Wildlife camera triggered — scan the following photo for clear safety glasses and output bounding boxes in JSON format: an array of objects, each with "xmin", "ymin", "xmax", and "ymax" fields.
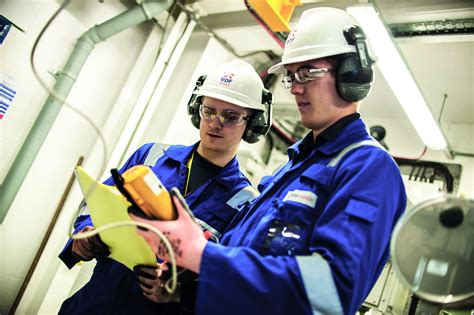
[
  {"xmin": 199, "ymin": 105, "xmax": 250, "ymax": 127},
  {"xmin": 282, "ymin": 67, "xmax": 333, "ymax": 89}
]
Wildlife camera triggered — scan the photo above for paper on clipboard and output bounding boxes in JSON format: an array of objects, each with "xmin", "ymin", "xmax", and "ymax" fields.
[{"xmin": 74, "ymin": 166, "xmax": 156, "ymax": 270}]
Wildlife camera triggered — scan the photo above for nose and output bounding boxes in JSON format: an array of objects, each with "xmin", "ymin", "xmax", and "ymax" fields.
[
  {"xmin": 290, "ymin": 82, "xmax": 304, "ymax": 95},
  {"xmin": 209, "ymin": 115, "xmax": 224, "ymax": 129}
]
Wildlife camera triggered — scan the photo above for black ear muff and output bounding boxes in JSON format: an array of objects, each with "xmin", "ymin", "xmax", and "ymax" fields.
[
  {"xmin": 337, "ymin": 25, "xmax": 375, "ymax": 102},
  {"xmin": 243, "ymin": 89, "xmax": 273, "ymax": 144},
  {"xmin": 187, "ymin": 75, "xmax": 207, "ymax": 129}
]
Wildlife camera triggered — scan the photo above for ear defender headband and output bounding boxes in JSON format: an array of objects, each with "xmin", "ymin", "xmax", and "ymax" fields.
[
  {"xmin": 336, "ymin": 25, "xmax": 376, "ymax": 102},
  {"xmin": 186, "ymin": 76, "xmax": 273, "ymax": 144},
  {"xmin": 187, "ymin": 75, "xmax": 207, "ymax": 129}
]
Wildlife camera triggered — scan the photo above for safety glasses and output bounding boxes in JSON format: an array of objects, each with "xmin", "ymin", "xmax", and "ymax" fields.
[
  {"xmin": 282, "ymin": 67, "xmax": 333, "ymax": 89},
  {"xmin": 199, "ymin": 105, "xmax": 250, "ymax": 127}
]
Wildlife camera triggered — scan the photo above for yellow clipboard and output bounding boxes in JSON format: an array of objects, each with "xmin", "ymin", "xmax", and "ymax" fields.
[{"xmin": 74, "ymin": 166, "xmax": 156, "ymax": 269}]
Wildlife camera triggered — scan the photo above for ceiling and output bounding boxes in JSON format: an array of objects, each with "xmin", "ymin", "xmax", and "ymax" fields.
[{"xmin": 182, "ymin": 0, "xmax": 474, "ymax": 139}]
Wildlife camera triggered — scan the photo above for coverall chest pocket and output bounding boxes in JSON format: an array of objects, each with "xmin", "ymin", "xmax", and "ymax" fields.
[
  {"xmin": 260, "ymin": 166, "xmax": 333, "ymax": 256},
  {"xmin": 196, "ymin": 199, "xmax": 239, "ymax": 235}
]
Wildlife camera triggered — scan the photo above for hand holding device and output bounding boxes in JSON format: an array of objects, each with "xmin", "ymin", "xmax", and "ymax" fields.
[
  {"xmin": 130, "ymin": 188, "xmax": 207, "ymax": 273},
  {"xmin": 72, "ymin": 226, "xmax": 110, "ymax": 261},
  {"xmin": 133, "ymin": 263, "xmax": 180, "ymax": 303}
]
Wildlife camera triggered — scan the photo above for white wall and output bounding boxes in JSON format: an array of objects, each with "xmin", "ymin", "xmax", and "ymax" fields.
[
  {"xmin": 0, "ymin": 1, "xmax": 157, "ymax": 313},
  {"xmin": 160, "ymin": 37, "xmax": 233, "ymax": 145}
]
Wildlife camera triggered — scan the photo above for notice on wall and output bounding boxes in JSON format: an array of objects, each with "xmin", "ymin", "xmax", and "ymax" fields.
[{"xmin": 0, "ymin": 71, "xmax": 16, "ymax": 120}]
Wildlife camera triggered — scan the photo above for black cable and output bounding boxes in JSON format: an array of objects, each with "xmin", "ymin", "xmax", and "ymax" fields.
[
  {"xmin": 408, "ymin": 295, "xmax": 420, "ymax": 315},
  {"xmin": 414, "ymin": 165, "xmax": 422, "ymax": 181},
  {"xmin": 409, "ymin": 165, "xmax": 415, "ymax": 181},
  {"xmin": 395, "ymin": 158, "xmax": 454, "ymax": 193},
  {"xmin": 429, "ymin": 169, "xmax": 436, "ymax": 184},
  {"xmin": 438, "ymin": 93, "xmax": 448, "ymax": 123},
  {"xmin": 433, "ymin": 167, "xmax": 447, "ymax": 192},
  {"xmin": 264, "ymin": 133, "xmax": 274, "ymax": 165},
  {"xmin": 420, "ymin": 166, "xmax": 427, "ymax": 182}
]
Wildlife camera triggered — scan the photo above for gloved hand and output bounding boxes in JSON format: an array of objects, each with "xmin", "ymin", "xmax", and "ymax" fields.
[
  {"xmin": 71, "ymin": 226, "xmax": 110, "ymax": 261},
  {"xmin": 134, "ymin": 263, "xmax": 180, "ymax": 303},
  {"xmin": 130, "ymin": 188, "xmax": 207, "ymax": 273}
]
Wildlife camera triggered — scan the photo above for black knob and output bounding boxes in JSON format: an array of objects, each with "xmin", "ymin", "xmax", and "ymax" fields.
[
  {"xmin": 439, "ymin": 206, "xmax": 464, "ymax": 228},
  {"xmin": 370, "ymin": 125, "xmax": 386, "ymax": 141},
  {"xmin": 369, "ymin": 125, "xmax": 389, "ymax": 150}
]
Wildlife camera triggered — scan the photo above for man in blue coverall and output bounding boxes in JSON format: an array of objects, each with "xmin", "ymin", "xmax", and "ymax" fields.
[
  {"xmin": 58, "ymin": 59, "xmax": 273, "ymax": 314},
  {"xmin": 131, "ymin": 7, "xmax": 407, "ymax": 315}
]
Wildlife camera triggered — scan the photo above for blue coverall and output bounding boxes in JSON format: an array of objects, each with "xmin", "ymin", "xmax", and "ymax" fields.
[
  {"xmin": 196, "ymin": 118, "xmax": 407, "ymax": 315},
  {"xmin": 58, "ymin": 142, "xmax": 258, "ymax": 314}
]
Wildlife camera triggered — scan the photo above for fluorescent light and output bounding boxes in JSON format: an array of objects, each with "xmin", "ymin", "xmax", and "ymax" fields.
[{"xmin": 347, "ymin": 4, "xmax": 448, "ymax": 150}]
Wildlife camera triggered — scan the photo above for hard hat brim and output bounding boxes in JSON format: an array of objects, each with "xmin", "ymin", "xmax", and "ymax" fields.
[
  {"xmin": 267, "ymin": 61, "xmax": 285, "ymax": 74},
  {"xmin": 268, "ymin": 45, "xmax": 357, "ymax": 74},
  {"xmin": 196, "ymin": 90, "xmax": 265, "ymax": 112}
]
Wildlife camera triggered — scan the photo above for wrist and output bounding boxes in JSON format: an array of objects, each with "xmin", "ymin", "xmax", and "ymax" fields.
[{"xmin": 183, "ymin": 237, "xmax": 207, "ymax": 273}]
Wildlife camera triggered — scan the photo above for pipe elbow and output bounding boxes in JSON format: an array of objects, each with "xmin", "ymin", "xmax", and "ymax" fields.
[{"xmin": 78, "ymin": 26, "xmax": 102, "ymax": 49}]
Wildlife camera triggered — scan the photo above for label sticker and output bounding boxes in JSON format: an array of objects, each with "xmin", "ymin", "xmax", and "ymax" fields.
[{"xmin": 283, "ymin": 190, "xmax": 317, "ymax": 208}]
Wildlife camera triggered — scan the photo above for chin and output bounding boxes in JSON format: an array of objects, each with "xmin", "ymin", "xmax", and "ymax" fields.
[
  {"xmin": 300, "ymin": 118, "xmax": 313, "ymax": 130},
  {"xmin": 203, "ymin": 141, "xmax": 225, "ymax": 152}
]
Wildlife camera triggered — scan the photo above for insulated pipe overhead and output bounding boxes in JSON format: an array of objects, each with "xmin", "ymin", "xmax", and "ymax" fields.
[
  {"xmin": 0, "ymin": 0, "xmax": 173, "ymax": 221},
  {"xmin": 104, "ymin": 11, "xmax": 192, "ymax": 171},
  {"xmin": 124, "ymin": 14, "xmax": 198, "ymax": 162}
]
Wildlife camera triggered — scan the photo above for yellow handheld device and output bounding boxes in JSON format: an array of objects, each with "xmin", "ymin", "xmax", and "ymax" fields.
[{"xmin": 111, "ymin": 165, "xmax": 177, "ymax": 220}]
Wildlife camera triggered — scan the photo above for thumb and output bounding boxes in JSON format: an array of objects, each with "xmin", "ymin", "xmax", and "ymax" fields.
[
  {"xmin": 170, "ymin": 188, "xmax": 196, "ymax": 223},
  {"xmin": 128, "ymin": 213, "xmax": 151, "ymax": 231},
  {"xmin": 158, "ymin": 262, "xmax": 169, "ymax": 272}
]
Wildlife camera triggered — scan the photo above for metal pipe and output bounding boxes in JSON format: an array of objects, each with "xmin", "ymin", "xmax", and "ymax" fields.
[
  {"xmin": 178, "ymin": 2, "xmax": 273, "ymax": 59},
  {"xmin": 453, "ymin": 151, "xmax": 474, "ymax": 158},
  {"xmin": 0, "ymin": 0, "xmax": 172, "ymax": 221}
]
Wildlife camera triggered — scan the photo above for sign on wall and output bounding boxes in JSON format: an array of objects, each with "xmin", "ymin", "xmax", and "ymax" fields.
[{"xmin": 0, "ymin": 71, "xmax": 16, "ymax": 120}]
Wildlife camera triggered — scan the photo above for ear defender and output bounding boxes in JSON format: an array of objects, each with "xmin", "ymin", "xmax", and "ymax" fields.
[
  {"xmin": 187, "ymin": 75, "xmax": 207, "ymax": 129},
  {"xmin": 336, "ymin": 25, "xmax": 375, "ymax": 102},
  {"xmin": 243, "ymin": 89, "xmax": 273, "ymax": 144}
]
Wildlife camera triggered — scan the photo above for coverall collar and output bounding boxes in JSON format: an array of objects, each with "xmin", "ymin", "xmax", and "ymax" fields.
[
  {"xmin": 164, "ymin": 141, "xmax": 240, "ymax": 190},
  {"xmin": 163, "ymin": 141, "xmax": 198, "ymax": 164},
  {"xmin": 288, "ymin": 113, "xmax": 367, "ymax": 159}
]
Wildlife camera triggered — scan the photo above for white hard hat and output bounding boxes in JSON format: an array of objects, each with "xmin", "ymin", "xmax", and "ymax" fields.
[
  {"xmin": 268, "ymin": 7, "xmax": 361, "ymax": 74},
  {"xmin": 196, "ymin": 59, "xmax": 266, "ymax": 111}
]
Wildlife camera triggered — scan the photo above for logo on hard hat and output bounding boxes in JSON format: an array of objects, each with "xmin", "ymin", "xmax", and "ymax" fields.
[
  {"xmin": 219, "ymin": 72, "xmax": 234, "ymax": 86},
  {"xmin": 286, "ymin": 29, "xmax": 297, "ymax": 45}
]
